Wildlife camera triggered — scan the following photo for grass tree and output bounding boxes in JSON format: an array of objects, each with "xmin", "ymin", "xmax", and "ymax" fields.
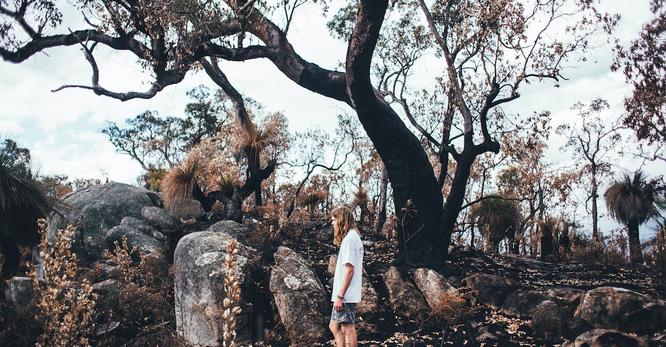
[
  {"xmin": 604, "ymin": 171, "xmax": 660, "ymax": 264},
  {"xmin": 470, "ymin": 196, "xmax": 521, "ymax": 254},
  {"xmin": 0, "ymin": 139, "xmax": 54, "ymax": 277}
]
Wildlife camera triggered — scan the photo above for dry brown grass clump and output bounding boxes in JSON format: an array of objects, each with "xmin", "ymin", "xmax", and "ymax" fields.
[
  {"xmin": 429, "ymin": 292, "xmax": 469, "ymax": 325},
  {"xmin": 161, "ymin": 154, "xmax": 200, "ymax": 211},
  {"xmin": 28, "ymin": 219, "xmax": 97, "ymax": 347},
  {"xmin": 222, "ymin": 239, "xmax": 242, "ymax": 347}
]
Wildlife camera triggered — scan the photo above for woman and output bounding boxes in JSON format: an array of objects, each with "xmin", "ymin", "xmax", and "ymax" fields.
[{"xmin": 328, "ymin": 206, "xmax": 364, "ymax": 347}]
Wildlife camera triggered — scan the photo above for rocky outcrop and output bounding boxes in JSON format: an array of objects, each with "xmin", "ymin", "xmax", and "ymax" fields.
[
  {"xmin": 463, "ymin": 273, "xmax": 519, "ymax": 308},
  {"xmin": 3, "ymin": 276, "xmax": 34, "ymax": 318},
  {"xmin": 270, "ymin": 246, "xmax": 328, "ymax": 345},
  {"xmin": 168, "ymin": 199, "xmax": 205, "ymax": 220},
  {"xmin": 105, "ymin": 217, "xmax": 167, "ymax": 261},
  {"xmin": 412, "ymin": 268, "xmax": 461, "ymax": 311},
  {"xmin": 383, "ymin": 266, "xmax": 428, "ymax": 321},
  {"xmin": 47, "ymin": 182, "xmax": 161, "ymax": 263},
  {"xmin": 530, "ymin": 300, "xmax": 566, "ymax": 339},
  {"xmin": 141, "ymin": 206, "xmax": 180, "ymax": 234},
  {"xmin": 501, "ymin": 289, "xmax": 550, "ymax": 318},
  {"xmin": 207, "ymin": 220, "xmax": 251, "ymax": 244},
  {"xmin": 174, "ymin": 231, "xmax": 258, "ymax": 346},
  {"xmin": 563, "ymin": 329, "xmax": 648, "ymax": 347},
  {"xmin": 574, "ymin": 286, "xmax": 666, "ymax": 335}
]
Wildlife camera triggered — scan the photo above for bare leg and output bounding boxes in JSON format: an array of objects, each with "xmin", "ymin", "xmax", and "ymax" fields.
[
  {"xmin": 341, "ymin": 323, "xmax": 357, "ymax": 347},
  {"xmin": 329, "ymin": 320, "xmax": 344, "ymax": 347}
]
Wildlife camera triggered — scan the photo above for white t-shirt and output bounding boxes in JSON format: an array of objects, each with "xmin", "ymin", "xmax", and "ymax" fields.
[{"xmin": 331, "ymin": 229, "xmax": 364, "ymax": 303}]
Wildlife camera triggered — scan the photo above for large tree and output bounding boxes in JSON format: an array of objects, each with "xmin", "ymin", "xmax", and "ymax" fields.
[
  {"xmin": 0, "ymin": 0, "xmax": 615, "ymax": 265},
  {"xmin": 556, "ymin": 99, "xmax": 622, "ymax": 241}
]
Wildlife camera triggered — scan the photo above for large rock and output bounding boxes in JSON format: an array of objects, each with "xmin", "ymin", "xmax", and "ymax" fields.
[
  {"xmin": 168, "ymin": 198, "xmax": 205, "ymax": 220},
  {"xmin": 545, "ymin": 287, "xmax": 585, "ymax": 316},
  {"xmin": 207, "ymin": 220, "xmax": 251, "ymax": 244},
  {"xmin": 174, "ymin": 231, "xmax": 259, "ymax": 346},
  {"xmin": 413, "ymin": 268, "xmax": 461, "ymax": 311},
  {"xmin": 574, "ymin": 286, "xmax": 666, "ymax": 334},
  {"xmin": 563, "ymin": 329, "xmax": 648, "ymax": 347},
  {"xmin": 463, "ymin": 273, "xmax": 519, "ymax": 308},
  {"xmin": 501, "ymin": 289, "xmax": 550, "ymax": 318},
  {"xmin": 48, "ymin": 182, "xmax": 161, "ymax": 263},
  {"xmin": 3, "ymin": 276, "xmax": 35, "ymax": 318},
  {"xmin": 383, "ymin": 266, "xmax": 428, "ymax": 321},
  {"xmin": 357, "ymin": 276, "xmax": 380, "ymax": 316},
  {"xmin": 141, "ymin": 206, "xmax": 180, "ymax": 234},
  {"xmin": 270, "ymin": 246, "xmax": 328, "ymax": 345},
  {"xmin": 530, "ymin": 300, "xmax": 566, "ymax": 339},
  {"xmin": 105, "ymin": 217, "xmax": 167, "ymax": 261}
]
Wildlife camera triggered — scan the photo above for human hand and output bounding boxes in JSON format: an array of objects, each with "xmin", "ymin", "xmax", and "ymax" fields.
[{"xmin": 334, "ymin": 298, "xmax": 344, "ymax": 311}]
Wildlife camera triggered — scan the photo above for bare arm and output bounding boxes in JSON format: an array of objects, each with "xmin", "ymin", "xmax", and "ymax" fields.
[{"xmin": 337, "ymin": 263, "xmax": 355, "ymax": 299}]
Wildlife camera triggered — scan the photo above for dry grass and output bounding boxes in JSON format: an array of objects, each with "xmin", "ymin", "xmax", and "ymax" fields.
[
  {"xmin": 429, "ymin": 292, "xmax": 469, "ymax": 325},
  {"xmin": 568, "ymin": 229, "xmax": 628, "ymax": 266},
  {"xmin": 28, "ymin": 219, "xmax": 97, "ymax": 347},
  {"xmin": 161, "ymin": 154, "xmax": 199, "ymax": 211},
  {"xmin": 645, "ymin": 229, "xmax": 666, "ymax": 286}
]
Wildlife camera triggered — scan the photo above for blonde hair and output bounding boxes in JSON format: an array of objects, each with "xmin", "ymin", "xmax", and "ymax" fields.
[{"xmin": 331, "ymin": 206, "xmax": 356, "ymax": 246}]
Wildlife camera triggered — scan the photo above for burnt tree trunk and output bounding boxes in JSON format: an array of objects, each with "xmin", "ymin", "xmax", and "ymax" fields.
[
  {"xmin": 346, "ymin": 0, "xmax": 444, "ymax": 265},
  {"xmin": 591, "ymin": 165, "xmax": 599, "ymax": 241},
  {"xmin": 374, "ymin": 165, "xmax": 388, "ymax": 234},
  {"xmin": 628, "ymin": 220, "xmax": 644, "ymax": 264}
]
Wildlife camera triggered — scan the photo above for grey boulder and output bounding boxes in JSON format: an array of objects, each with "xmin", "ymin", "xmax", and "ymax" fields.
[
  {"xmin": 174, "ymin": 231, "xmax": 258, "ymax": 346},
  {"xmin": 269, "ymin": 246, "xmax": 328, "ymax": 345},
  {"xmin": 47, "ymin": 182, "xmax": 160, "ymax": 263}
]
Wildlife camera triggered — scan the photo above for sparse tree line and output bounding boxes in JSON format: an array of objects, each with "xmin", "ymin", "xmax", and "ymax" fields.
[{"xmin": 0, "ymin": 0, "xmax": 664, "ymax": 270}]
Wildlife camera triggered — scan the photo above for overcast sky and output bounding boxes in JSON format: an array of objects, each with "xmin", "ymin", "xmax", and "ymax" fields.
[{"xmin": 0, "ymin": 0, "xmax": 661, "ymax": 239}]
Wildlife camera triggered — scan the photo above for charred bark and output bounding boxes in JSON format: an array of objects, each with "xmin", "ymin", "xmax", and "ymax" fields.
[{"xmin": 346, "ymin": 0, "xmax": 444, "ymax": 265}]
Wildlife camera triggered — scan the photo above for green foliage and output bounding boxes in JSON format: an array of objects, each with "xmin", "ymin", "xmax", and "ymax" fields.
[
  {"xmin": 0, "ymin": 139, "xmax": 51, "ymax": 246},
  {"xmin": 0, "ymin": 138, "xmax": 32, "ymax": 179},
  {"xmin": 102, "ymin": 85, "xmax": 230, "ymax": 171}
]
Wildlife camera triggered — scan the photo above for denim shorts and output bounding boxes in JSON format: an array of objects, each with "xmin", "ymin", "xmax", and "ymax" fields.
[{"xmin": 330, "ymin": 303, "xmax": 357, "ymax": 324}]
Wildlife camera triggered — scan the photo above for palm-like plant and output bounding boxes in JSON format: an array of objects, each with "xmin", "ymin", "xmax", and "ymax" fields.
[
  {"xmin": 604, "ymin": 170, "xmax": 660, "ymax": 264},
  {"xmin": 0, "ymin": 164, "xmax": 53, "ymax": 277},
  {"xmin": 471, "ymin": 196, "xmax": 521, "ymax": 253}
]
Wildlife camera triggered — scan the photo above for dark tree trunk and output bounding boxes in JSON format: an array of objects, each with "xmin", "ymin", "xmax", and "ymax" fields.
[
  {"xmin": 628, "ymin": 220, "xmax": 644, "ymax": 264},
  {"xmin": 540, "ymin": 221, "xmax": 554, "ymax": 260},
  {"xmin": 0, "ymin": 237, "xmax": 20, "ymax": 278},
  {"xmin": 560, "ymin": 221, "xmax": 571, "ymax": 256},
  {"xmin": 346, "ymin": 0, "xmax": 444, "ymax": 266},
  {"xmin": 591, "ymin": 166, "xmax": 599, "ymax": 241},
  {"xmin": 441, "ymin": 150, "xmax": 476, "ymax": 249},
  {"xmin": 374, "ymin": 165, "xmax": 388, "ymax": 235},
  {"xmin": 247, "ymin": 149, "xmax": 263, "ymax": 207}
]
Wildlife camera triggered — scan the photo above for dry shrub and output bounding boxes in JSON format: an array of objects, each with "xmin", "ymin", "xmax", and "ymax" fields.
[
  {"xmin": 645, "ymin": 229, "xmax": 666, "ymax": 285},
  {"xmin": 569, "ymin": 229, "xmax": 628, "ymax": 266},
  {"xmin": 142, "ymin": 166, "xmax": 167, "ymax": 192},
  {"xmin": 222, "ymin": 239, "xmax": 242, "ymax": 347},
  {"xmin": 94, "ymin": 237, "xmax": 179, "ymax": 346},
  {"xmin": 429, "ymin": 292, "xmax": 468, "ymax": 325},
  {"xmin": 28, "ymin": 219, "xmax": 97, "ymax": 347},
  {"xmin": 245, "ymin": 222, "xmax": 278, "ymax": 251}
]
